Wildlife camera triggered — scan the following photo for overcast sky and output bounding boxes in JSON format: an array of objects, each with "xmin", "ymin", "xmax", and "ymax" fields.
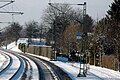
[{"xmin": 0, "ymin": 0, "xmax": 113, "ymax": 28}]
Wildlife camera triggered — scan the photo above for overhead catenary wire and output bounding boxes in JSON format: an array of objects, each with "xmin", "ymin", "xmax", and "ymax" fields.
[
  {"xmin": 48, "ymin": 2, "xmax": 83, "ymax": 24},
  {"xmin": 0, "ymin": 0, "xmax": 14, "ymax": 9},
  {"xmin": 0, "ymin": 0, "xmax": 14, "ymax": 2},
  {"xmin": 0, "ymin": 0, "xmax": 23, "ymax": 31},
  {"xmin": 0, "ymin": 0, "xmax": 23, "ymax": 19},
  {"xmin": 0, "ymin": 11, "xmax": 23, "ymax": 15}
]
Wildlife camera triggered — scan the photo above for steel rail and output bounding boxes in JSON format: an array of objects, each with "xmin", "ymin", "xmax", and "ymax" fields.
[
  {"xmin": 0, "ymin": 53, "xmax": 12, "ymax": 75},
  {"xmin": 0, "ymin": 49, "xmax": 72, "ymax": 80},
  {"xmin": 22, "ymin": 53, "xmax": 73, "ymax": 80},
  {"xmin": 10, "ymin": 56, "xmax": 25, "ymax": 80},
  {"xmin": 0, "ymin": 49, "xmax": 26, "ymax": 80},
  {"xmin": 2, "ymin": 49, "xmax": 38, "ymax": 80}
]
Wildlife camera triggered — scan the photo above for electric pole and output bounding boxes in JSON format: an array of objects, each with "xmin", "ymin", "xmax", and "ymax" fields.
[
  {"xmin": 48, "ymin": 1, "xmax": 87, "ymax": 77},
  {"xmin": 0, "ymin": 0, "xmax": 23, "ymax": 49}
]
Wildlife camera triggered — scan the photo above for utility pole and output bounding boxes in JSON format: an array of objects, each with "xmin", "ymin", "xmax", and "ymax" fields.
[
  {"xmin": 40, "ymin": 25, "xmax": 43, "ymax": 43},
  {"xmin": 0, "ymin": 11, "xmax": 23, "ymax": 14},
  {"xmin": 52, "ymin": 19, "xmax": 56, "ymax": 60},
  {"xmin": 48, "ymin": 1, "xmax": 87, "ymax": 77},
  {"xmin": 78, "ymin": 2, "xmax": 87, "ymax": 77},
  {"xmin": 0, "ymin": 0, "xmax": 23, "ymax": 19},
  {"xmin": 0, "ymin": 0, "xmax": 23, "ymax": 49}
]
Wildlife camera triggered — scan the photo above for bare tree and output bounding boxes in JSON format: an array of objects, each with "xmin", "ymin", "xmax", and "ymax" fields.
[
  {"xmin": 42, "ymin": 4, "xmax": 94, "ymax": 54},
  {"xmin": 25, "ymin": 20, "xmax": 39, "ymax": 38}
]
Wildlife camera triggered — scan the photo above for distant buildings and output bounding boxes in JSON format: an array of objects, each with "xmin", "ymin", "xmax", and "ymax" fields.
[{"xmin": 17, "ymin": 38, "xmax": 46, "ymax": 46}]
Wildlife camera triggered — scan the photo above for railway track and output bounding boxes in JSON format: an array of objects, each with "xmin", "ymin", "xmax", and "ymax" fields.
[
  {"xmin": 0, "ymin": 50, "xmax": 22, "ymax": 80},
  {"xmin": 0, "ymin": 52, "xmax": 11, "ymax": 74},
  {"xmin": 2, "ymin": 48, "xmax": 118, "ymax": 80},
  {"xmin": 0, "ymin": 49, "xmax": 38, "ymax": 80},
  {"xmin": 0, "ymin": 49, "xmax": 72, "ymax": 80},
  {"xmin": 19, "ymin": 52, "xmax": 73, "ymax": 80}
]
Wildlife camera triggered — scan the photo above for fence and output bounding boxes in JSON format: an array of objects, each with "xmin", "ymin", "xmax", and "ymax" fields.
[
  {"xmin": 19, "ymin": 44, "xmax": 54, "ymax": 59},
  {"xmin": 102, "ymin": 55, "xmax": 119, "ymax": 71},
  {"xmin": 90, "ymin": 54, "xmax": 119, "ymax": 71}
]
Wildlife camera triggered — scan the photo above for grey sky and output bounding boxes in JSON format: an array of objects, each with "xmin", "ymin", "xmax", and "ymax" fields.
[{"xmin": 0, "ymin": 0, "xmax": 113, "ymax": 28}]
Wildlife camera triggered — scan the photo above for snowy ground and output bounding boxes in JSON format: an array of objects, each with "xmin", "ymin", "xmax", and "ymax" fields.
[
  {"xmin": 0, "ymin": 53, "xmax": 10, "ymax": 72},
  {"xmin": 1, "ymin": 42, "xmax": 39, "ymax": 80},
  {"xmin": 1, "ymin": 42, "xmax": 120, "ymax": 80},
  {"xmin": 0, "ymin": 50, "xmax": 21, "ymax": 80}
]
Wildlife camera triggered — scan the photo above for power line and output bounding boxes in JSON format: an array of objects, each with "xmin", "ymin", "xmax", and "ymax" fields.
[
  {"xmin": 0, "ymin": 11, "xmax": 23, "ymax": 15},
  {"xmin": 49, "ymin": 2, "xmax": 85, "ymax": 6},
  {"xmin": 0, "ymin": 0, "xmax": 14, "ymax": 2},
  {"xmin": 0, "ymin": 0, "xmax": 14, "ymax": 8},
  {"xmin": 48, "ymin": 2, "xmax": 83, "ymax": 24},
  {"xmin": 0, "ymin": 21, "xmax": 11, "ymax": 24}
]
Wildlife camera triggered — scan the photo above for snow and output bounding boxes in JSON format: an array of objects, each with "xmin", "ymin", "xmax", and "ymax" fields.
[
  {"xmin": 89, "ymin": 65, "xmax": 120, "ymax": 79},
  {"xmin": 0, "ymin": 50, "xmax": 21, "ymax": 80},
  {"xmin": 3, "ymin": 41, "xmax": 39, "ymax": 80},
  {"xmin": 0, "ymin": 53, "xmax": 6, "ymax": 69},
  {"xmin": 18, "ymin": 54, "xmax": 39, "ymax": 80},
  {"xmin": 11, "ymin": 56, "xmax": 25, "ymax": 80},
  {"xmin": 51, "ymin": 61, "xmax": 120, "ymax": 80},
  {"xmin": 17, "ymin": 38, "xmax": 46, "ymax": 45},
  {"xmin": 0, "ymin": 53, "xmax": 10, "ymax": 72},
  {"xmin": 17, "ymin": 38, "xmax": 28, "ymax": 45},
  {"xmin": 1, "ymin": 41, "xmax": 120, "ymax": 80}
]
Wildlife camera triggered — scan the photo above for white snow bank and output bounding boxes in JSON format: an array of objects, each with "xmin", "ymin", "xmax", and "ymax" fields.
[
  {"xmin": 0, "ymin": 50, "xmax": 21, "ymax": 80},
  {"xmin": 0, "ymin": 53, "xmax": 9, "ymax": 71}
]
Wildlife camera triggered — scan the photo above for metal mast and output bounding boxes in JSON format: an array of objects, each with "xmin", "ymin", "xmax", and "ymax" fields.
[
  {"xmin": 0, "ymin": 0, "xmax": 23, "ymax": 49},
  {"xmin": 48, "ymin": 1, "xmax": 87, "ymax": 77}
]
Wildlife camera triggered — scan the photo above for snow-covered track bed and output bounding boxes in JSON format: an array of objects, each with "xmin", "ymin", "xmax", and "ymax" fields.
[
  {"xmin": 1, "ymin": 49, "xmax": 39, "ymax": 80},
  {"xmin": 10, "ymin": 56, "xmax": 25, "ymax": 80},
  {"xmin": 0, "ymin": 52, "xmax": 11, "ymax": 73},
  {"xmin": 41, "ymin": 59, "xmax": 73, "ymax": 80},
  {"xmin": 18, "ymin": 54, "xmax": 39, "ymax": 80},
  {"xmin": 31, "ymin": 58, "xmax": 61, "ymax": 80},
  {"xmin": 24, "ymin": 53, "xmax": 73, "ymax": 80},
  {"xmin": 0, "ymin": 50, "xmax": 22, "ymax": 80}
]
